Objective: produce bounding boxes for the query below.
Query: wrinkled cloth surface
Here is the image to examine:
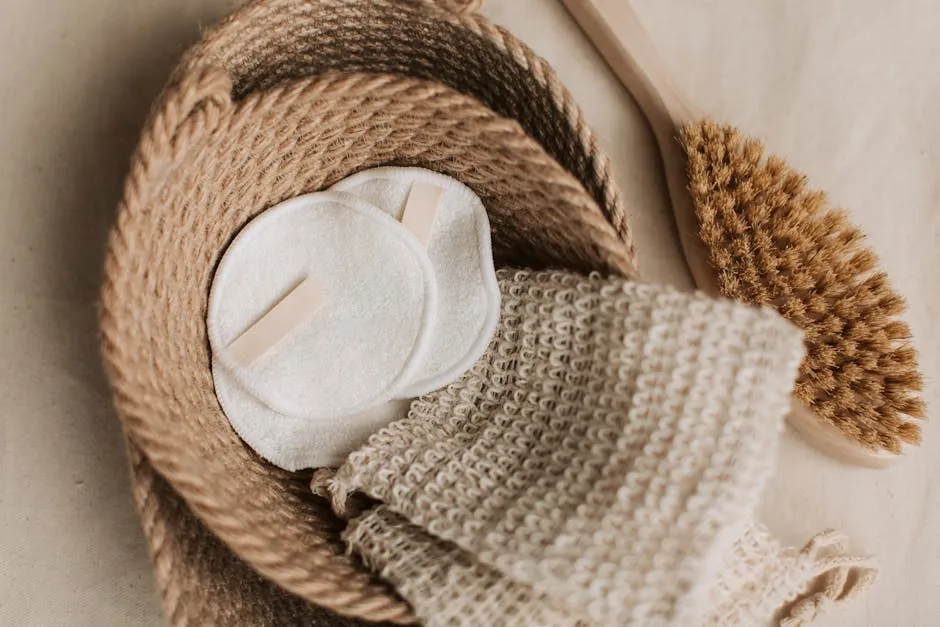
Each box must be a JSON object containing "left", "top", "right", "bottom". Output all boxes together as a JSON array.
[{"left": 334, "top": 269, "right": 805, "bottom": 626}]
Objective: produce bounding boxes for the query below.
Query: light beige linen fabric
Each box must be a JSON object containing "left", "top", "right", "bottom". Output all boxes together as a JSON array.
[
  {"left": 1, "top": 1, "right": 937, "bottom": 626},
  {"left": 335, "top": 269, "right": 804, "bottom": 626}
]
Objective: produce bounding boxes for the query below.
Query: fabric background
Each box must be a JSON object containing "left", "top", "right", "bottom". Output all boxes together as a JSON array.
[{"left": 0, "top": 0, "right": 936, "bottom": 625}]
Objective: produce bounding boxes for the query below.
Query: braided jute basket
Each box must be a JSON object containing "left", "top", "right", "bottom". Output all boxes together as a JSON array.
[{"left": 100, "top": 0, "right": 638, "bottom": 624}]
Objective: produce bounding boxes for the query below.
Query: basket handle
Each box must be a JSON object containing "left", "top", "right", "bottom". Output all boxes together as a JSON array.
[
  {"left": 121, "top": 66, "right": 233, "bottom": 217},
  {"left": 420, "top": 0, "right": 485, "bottom": 15},
  {"left": 153, "top": 66, "right": 232, "bottom": 159}
]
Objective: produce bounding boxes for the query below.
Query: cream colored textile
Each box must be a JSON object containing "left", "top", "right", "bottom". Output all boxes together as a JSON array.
[
  {"left": 334, "top": 269, "right": 805, "bottom": 625},
  {"left": 345, "top": 506, "right": 578, "bottom": 626},
  {"left": 705, "top": 522, "right": 878, "bottom": 627},
  {"left": 342, "top": 507, "right": 879, "bottom": 627}
]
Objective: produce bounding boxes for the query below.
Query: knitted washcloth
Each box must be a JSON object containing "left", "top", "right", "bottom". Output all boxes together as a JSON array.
[
  {"left": 331, "top": 269, "right": 806, "bottom": 625},
  {"left": 341, "top": 507, "right": 879, "bottom": 627},
  {"left": 346, "top": 506, "right": 578, "bottom": 625},
  {"left": 705, "top": 521, "right": 878, "bottom": 626}
]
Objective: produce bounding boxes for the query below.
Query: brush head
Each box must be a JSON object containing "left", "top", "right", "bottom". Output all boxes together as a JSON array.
[{"left": 680, "top": 120, "right": 924, "bottom": 457}]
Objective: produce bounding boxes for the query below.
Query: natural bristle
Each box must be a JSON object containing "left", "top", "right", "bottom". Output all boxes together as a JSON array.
[{"left": 681, "top": 120, "right": 925, "bottom": 454}]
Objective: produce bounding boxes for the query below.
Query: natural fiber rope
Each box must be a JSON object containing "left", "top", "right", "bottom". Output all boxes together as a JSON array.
[
  {"left": 126, "top": 438, "right": 383, "bottom": 626},
  {"left": 778, "top": 531, "right": 879, "bottom": 626},
  {"left": 102, "top": 71, "right": 630, "bottom": 622},
  {"left": 420, "top": 0, "right": 486, "bottom": 14},
  {"left": 175, "top": 0, "right": 635, "bottom": 267}
]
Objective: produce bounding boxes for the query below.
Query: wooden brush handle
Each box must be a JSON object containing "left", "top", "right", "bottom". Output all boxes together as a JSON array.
[
  {"left": 563, "top": 0, "right": 694, "bottom": 134},
  {"left": 563, "top": 0, "right": 720, "bottom": 296}
]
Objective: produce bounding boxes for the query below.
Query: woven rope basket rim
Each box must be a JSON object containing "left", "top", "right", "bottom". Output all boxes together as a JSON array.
[
  {"left": 102, "top": 0, "right": 636, "bottom": 623},
  {"left": 176, "top": 0, "right": 636, "bottom": 271}
]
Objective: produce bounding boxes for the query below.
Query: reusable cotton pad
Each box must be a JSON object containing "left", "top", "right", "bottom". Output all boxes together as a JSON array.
[
  {"left": 331, "top": 167, "right": 500, "bottom": 398},
  {"left": 212, "top": 371, "right": 412, "bottom": 469},
  {"left": 208, "top": 191, "right": 437, "bottom": 470}
]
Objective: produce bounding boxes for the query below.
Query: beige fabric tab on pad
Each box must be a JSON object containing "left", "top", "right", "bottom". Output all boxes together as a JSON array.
[
  {"left": 227, "top": 277, "right": 325, "bottom": 366},
  {"left": 401, "top": 183, "right": 443, "bottom": 247}
]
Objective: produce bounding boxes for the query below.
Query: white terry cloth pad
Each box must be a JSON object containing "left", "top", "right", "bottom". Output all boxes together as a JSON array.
[
  {"left": 212, "top": 371, "right": 412, "bottom": 470},
  {"left": 208, "top": 191, "right": 438, "bottom": 470},
  {"left": 331, "top": 167, "right": 500, "bottom": 398}
]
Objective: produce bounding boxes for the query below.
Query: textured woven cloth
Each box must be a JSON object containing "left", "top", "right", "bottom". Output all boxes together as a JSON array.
[
  {"left": 704, "top": 521, "right": 878, "bottom": 627},
  {"left": 341, "top": 503, "right": 878, "bottom": 627},
  {"left": 345, "top": 506, "right": 578, "bottom": 626},
  {"left": 332, "top": 269, "right": 806, "bottom": 625}
]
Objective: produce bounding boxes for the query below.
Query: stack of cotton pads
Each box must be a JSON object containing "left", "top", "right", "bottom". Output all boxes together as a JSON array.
[{"left": 208, "top": 167, "right": 500, "bottom": 470}]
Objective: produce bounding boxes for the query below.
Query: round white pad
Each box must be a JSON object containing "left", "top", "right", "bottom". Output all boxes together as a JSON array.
[
  {"left": 208, "top": 191, "right": 437, "bottom": 469},
  {"left": 212, "top": 370, "right": 412, "bottom": 469},
  {"left": 331, "top": 167, "right": 500, "bottom": 397}
]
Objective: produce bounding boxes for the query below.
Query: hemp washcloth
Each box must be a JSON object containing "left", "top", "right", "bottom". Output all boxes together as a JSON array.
[
  {"left": 330, "top": 269, "right": 806, "bottom": 625},
  {"left": 332, "top": 167, "right": 500, "bottom": 398},
  {"left": 344, "top": 506, "right": 578, "bottom": 626},
  {"left": 339, "top": 507, "right": 878, "bottom": 627},
  {"left": 704, "top": 521, "right": 878, "bottom": 626}
]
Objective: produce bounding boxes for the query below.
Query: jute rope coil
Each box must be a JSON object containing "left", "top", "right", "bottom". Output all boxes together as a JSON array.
[
  {"left": 175, "top": 0, "right": 635, "bottom": 266},
  {"left": 419, "top": 0, "right": 487, "bottom": 14}
]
